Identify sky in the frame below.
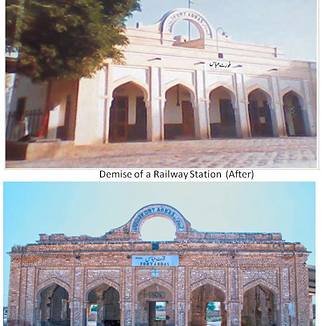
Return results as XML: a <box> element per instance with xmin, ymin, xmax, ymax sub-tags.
<box><xmin>3</xmin><ymin>182</ymin><xmax>315</xmax><ymax>304</ymax></box>
<box><xmin>126</xmin><ymin>0</ymin><xmax>317</xmax><ymax>61</ymax></box>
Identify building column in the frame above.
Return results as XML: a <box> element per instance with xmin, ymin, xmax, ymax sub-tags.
<box><xmin>8</xmin><ymin>259</ymin><xmax>22</xmax><ymax>325</ymax></box>
<box><xmin>280</xmin><ymin>267</ymin><xmax>292</xmax><ymax>326</ymax></box>
<box><xmin>302</xmin><ymin>80</ymin><xmax>316</xmax><ymax>136</ymax></box>
<box><xmin>227</xmin><ymin>267</ymin><xmax>241</xmax><ymax>326</ymax></box>
<box><xmin>270</xmin><ymin>76</ymin><xmax>287</xmax><ymax>137</ymax></box>
<box><xmin>176</xmin><ymin>267</ymin><xmax>187</xmax><ymax>326</ymax></box>
<box><xmin>74</xmin><ymin>68</ymin><xmax>106</xmax><ymax>145</ymax></box>
<box><xmin>150</xmin><ymin>66</ymin><xmax>163</xmax><ymax>141</ymax></box>
<box><xmin>195</xmin><ymin>68</ymin><xmax>209</xmax><ymax>139</ymax></box>
<box><xmin>72</xmin><ymin>267</ymin><xmax>84</xmax><ymax>325</ymax></box>
<box><xmin>235</xmin><ymin>73</ymin><xmax>250</xmax><ymax>138</ymax></box>
<box><xmin>24</xmin><ymin>267</ymin><xmax>36</xmax><ymax>325</ymax></box>
<box><xmin>123</xmin><ymin>267</ymin><xmax>134</xmax><ymax>326</ymax></box>
<box><xmin>295</xmin><ymin>256</ymin><xmax>310</xmax><ymax>326</ymax></box>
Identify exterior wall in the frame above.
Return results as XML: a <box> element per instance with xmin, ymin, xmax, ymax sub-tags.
<box><xmin>6</xmin><ymin>9</ymin><xmax>317</xmax><ymax>143</ymax></box>
<box><xmin>6</xmin><ymin>74</ymin><xmax>47</xmax><ymax>114</ymax></box>
<box><xmin>5</xmin><ymin>76</ymin><xmax>78</xmax><ymax>141</ymax></box>
<box><xmin>8</xmin><ymin>249</ymin><xmax>310</xmax><ymax>326</ymax></box>
<box><xmin>46</xmin><ymin>79</ymin><xmax>79</xmax><ymax>140</ymax></box>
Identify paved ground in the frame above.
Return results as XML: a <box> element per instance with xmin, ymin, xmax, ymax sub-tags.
<box><xmin>6</xmin><ymin>137</ymin><xmax>317</xmax><ymax>168</ymax></box>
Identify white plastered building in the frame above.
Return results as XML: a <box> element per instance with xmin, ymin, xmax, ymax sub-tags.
<box><xmin>6</xmin><ymin>8</ymin><xmax>317</xmax><ymax>144</ymax></box>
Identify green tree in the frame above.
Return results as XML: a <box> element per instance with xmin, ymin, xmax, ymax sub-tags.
<box><xmin>6</xmin><ymin>0</ymin><xmax>140</xmax><ymax>81</ymax></box>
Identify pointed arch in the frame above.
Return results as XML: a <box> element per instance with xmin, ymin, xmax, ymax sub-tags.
<box><xmin>243</xmin><ymin>278</ymin><xmax>279</xmax><ymax>296</ymax></box>
<box><xmin>163</xmin><ymin>80</ymin><xmax>196</xmax><ymax>102</ymax></box>
<box><xmin>163</xmin><ymin>82</ymin><xmax>196</xmax><ymax>140</ymax></box>
<box><xmin>248</xmin><ymin>87</ymin><xmax>275</xmax><ymax>137</ymax></box>
<box><xmin>247</xmin><ymin>84</ymin><xmax>272</xmax><ymax>101</ymax></box>
<box><xmin>111</xmin><ymin>78</ymin><xmax>149</xmax><ymax>103</ymax></box>
<box><xmin>207</xmin><ymin>83</ymin><xmax>235</xmax><ymax>101</ymax></box>
<box><xmin>109</xmin><ymin>80</ymin><xmax>149</xmax><ymax>143</ymax></box>
<box><xmin>242</xmin><ymin>279</ymin><xmax>279</xmax><ymax>326</ymax></box>
<box><xmin>36</xmin><ymin>280</ymin><xmax>71</xmax><ymax>326</ymax></box>
<box><xmin>281</xmin><ymin>86</ymin><xmax>304</xmax><ymax>100</ymax></box>
<box><xmin>191</xmin><ymin>278</ymin><xmax>226</xmax><ymax>294</ymax></box>
<box><xmin>282</xmin><ymin>89</ymin><xmax>307</xmax><ymax>136</ymax></box>
<box><xmin>137</xmin><ymin>278</ymin><xmax>174</xmax><ymax>294</ymax></box>
<box><xmin>85</xmin><ymin>278</ymin><xmax>120</xmax><ymax>299</ymax></box>
<box><xmin>36</xmin><ymin>277</ymin><xmax>72</xmax><ymax>299</ymax></box>
<box><xmin>190</xmin><ymin>280</ymin><xmax>227</xmax><ymax>325</ymax></box>
<box><xmin>208</xmin><ymin>85</ymin><xmax>237</xmax><ymax>138</ymax></box>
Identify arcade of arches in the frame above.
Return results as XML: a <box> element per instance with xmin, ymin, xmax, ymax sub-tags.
<box><xmin>107</xmin><ymin>82</ymin><xmax>310</xmax><ymax>143</ymax></box>
<box><xmin>7</xmin><ymin>8</ymin><xmax>316</xmax><ymax>145</ymax></box>
<box><xmin>8</xmin><ymin>204</ymin><xmax>311</xmax><ymax>326</ymax></box>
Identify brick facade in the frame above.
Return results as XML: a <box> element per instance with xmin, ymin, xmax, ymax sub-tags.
<box><xmin>7</xmin><ymin>204</ymin><xmax>310</xmax><ymax>325</ymax></box>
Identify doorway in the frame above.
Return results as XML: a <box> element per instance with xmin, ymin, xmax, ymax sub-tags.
<box><xmin>109</xmin><ymin>96</ymin><xmax>128</xmax><ymax>142</ymax></box>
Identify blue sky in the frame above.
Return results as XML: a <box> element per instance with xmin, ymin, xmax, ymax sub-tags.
<box><xmin>126</xmin><ymin>0</ymin><xmax>317</xmax><ymax>61</ymax></box>
<box><xmin>3</xmin><ymin>182</ymin><xmax>315</xmax><ymax>304</ymax></box>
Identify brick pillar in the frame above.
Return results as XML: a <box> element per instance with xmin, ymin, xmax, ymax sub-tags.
<box><xmin>8</xmin><ymin>257</ymin><xmax>21</xmax><ymax>326</ymax></box>
<box><xmin>280</xmin><ymin>267</ymin><xmax>291</xmax><ymax>326</ymax></box>
<box><xmin>227</xmin><ymin>267</ymin><xmax>241</xmax><ymax>326</ymax></box>
<box><xmin>72</xmin><ymin>267</ymin><xmax>84</xmax><ymax>325</ymax></box>
<box><xmin>235</xmin><ymin>73</ymin><xmax>250</xmax><ymax>138</ymax></box>
<box><xmin>123</xmin><ymin>267</ymin><xmax>134</xmax><ymax>326</ymax></box>
<box><xmin>176</xmin><ymin>267</ymin><xmax>187</xmax><ymax>326</ymax></box>
<box><xmin>24</xmin><ymin>267</ymin><xmax>36</xmax><ymax>325</ymax></box>
<box><xmin>295</xmin><ymin>256</ymin><xmax>310</xmax><ymax>326</ymax></box>
<box><xmin>150</xmin><ymin>66</ymin><xmax>163</xmax><ymax>141</ymax></box>
<box><xmin>195</xmin><ymin>68</ymin><xmax>209</xmax><ymax>139</ymax></box>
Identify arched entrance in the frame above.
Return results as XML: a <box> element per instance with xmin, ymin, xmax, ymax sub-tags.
<box><xmin>248</xmin><ymin>89</ymin><xmax>274</xmax><ymax>137</ymax></box>
<box><xmin>109</xmin><ymin>82</ymin><xmax>147</xmax><ymax>143</ymax></box>
<box><xmin>37</xmin><ymin>283</ymin><xmax>70</xmax><ymax>325</ymax></box>
<box><xmin>209</xmin><ymin>86</ymin><xmax>237</xmax><ymax>138</ymax></box>
<box><xmin>86</xmin><ymin>284</ymin><xmax>120</xmax><ymax>326</ymax></box>
<box><xmin>241</xmin><ymin>284</ymin><xmax>277</xmax><ymax>326</ymax></box>
<box><xmin>283</xmin><ymin>91</ymin><xmax>307</xmax><ymax>136</ymax></box>
<box><xmin>136</xmin><ymin>283</ymin><xmax>174</xmax><ymax>326</ymax></box>
<box><xmin>190</xmin><ymin>284</ymin><xmax>227</xmax><ymax>326</ymax></box>
<box><xmin>164</xmin><ymin>84</ymin><xmax>195</xmax><ymax>140</ymax></box>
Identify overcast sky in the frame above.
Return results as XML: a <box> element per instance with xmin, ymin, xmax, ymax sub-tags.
<box><xmin>126</xmin><ymin>0</ymin><xmax>317</xmax><ymax>61</ymax></box>
<box><xmin>3</xmin><ymin>182</ymin><xmax>315</xmax><ymax>303</ymax></box>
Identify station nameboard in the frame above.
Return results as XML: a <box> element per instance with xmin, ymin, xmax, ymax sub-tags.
<box><xmin>132</xmin><ymin>255</ymin><xmax>179</xmax><ymax>267</ymax></box>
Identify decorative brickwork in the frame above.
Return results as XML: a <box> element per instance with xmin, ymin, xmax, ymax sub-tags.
<box><xmin>7</xmin><ymin>205</ymin><xmax>310</xmax><ymax>326</ymax></box>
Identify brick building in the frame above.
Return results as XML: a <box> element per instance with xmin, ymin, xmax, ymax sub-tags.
<box><xmin>8</xmin><ymin>204</ymin><xmax>310</xmax><ymax>325</ymax></box>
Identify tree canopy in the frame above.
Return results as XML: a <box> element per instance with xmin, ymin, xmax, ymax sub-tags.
<box><xmin>6</xmin><ymin>0</ymin><xmax>140</xmax><ymax>81</ymax></box>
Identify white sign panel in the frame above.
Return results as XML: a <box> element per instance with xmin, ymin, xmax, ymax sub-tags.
<box><xmin>132</xmin><ymin>255</ymin><xmax>179</xmax><ymax>267</ymax></box>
